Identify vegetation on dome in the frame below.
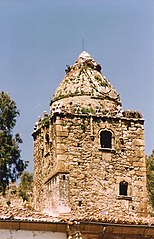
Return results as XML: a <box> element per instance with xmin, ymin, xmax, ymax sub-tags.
<box><xmin>41</xmin><ymin>115</ymin><xmax>50</xmax><ymax>127</ymax></box>
<box><xmin>81</xmin><ymin>107</ymin><xmax>93</xmax><ymax>115</ymax></box>
<box><xmin>123</xmin><ymin>110</ymin><xmax>143</xmax><ymax>119</ymax></box>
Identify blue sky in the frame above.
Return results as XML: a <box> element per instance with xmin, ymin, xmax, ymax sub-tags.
<box><xmin>0</xmin><ymin>0</ymin><xmax>154</xmax><ymax>172</ymax></box>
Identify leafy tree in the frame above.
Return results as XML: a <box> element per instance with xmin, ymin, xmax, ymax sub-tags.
<box><xmin>18</xmin><ymin>171</ymin><xmax>33</xmax><ymax>201</ymax></box>
<box><xmin>146</xmin><ymin>150</ymin><xmax>154</xmax><ymax>208</ymax></box>
<box><xmin>0</xmin><ymin>91</ymin><xmax>28</xmax><ymax>194</ymax></box>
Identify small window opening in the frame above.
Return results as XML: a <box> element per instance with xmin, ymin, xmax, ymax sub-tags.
<box><xmin>45</xmin><ymin>133</ymin><xmax>49</xmax><ymax>144</ymax></box>
<box><xmin>100</xmin><ymin>130</ymin><xmax>112</xmax><ymax>148</ymax></box>
<box><xmin>63</xmin><ymin>175</ymin><xmax>66</xmax><ymax>180</ymax></box>
<box><xmin>119</xmin><ymin>181</ymin><xmax>128</xmax><ymax>196</ymax></box>
<box><xmin>41</xmin><ymin>149</ymin><xmax>44</xmax><ymax>158</ymax></box>
<box><xmin>78</xmin><ymin>162</ymin><xmax>81</xmax><ymax>166</ymax></box>
<box><xmin>79</xmin><ymin>201</ymin><xmax>82</xmax><ymax>207</ymax></box>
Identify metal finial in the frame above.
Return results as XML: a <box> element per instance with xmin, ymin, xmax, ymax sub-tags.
<box><xmin>82</xmin><ymin>37</ymin><xmax>85</xmax><ymax>51</ymax></box>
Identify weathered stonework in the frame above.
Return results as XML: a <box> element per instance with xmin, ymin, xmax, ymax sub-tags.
<box><xmin>32</xmin><ymin>51</ymin><xmax>149</xmax><ymax>219</ymax></box>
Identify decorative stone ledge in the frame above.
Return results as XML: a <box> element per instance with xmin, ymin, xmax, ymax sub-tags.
<box><xmin>117</xmin><ymin>195</ymin><xmax>132</xmax><ymax>201</ymax></box>
<box><xmin>99</xmin><ymin>148</ymin><xmax>115</xmax><ymax>153</ymax></box>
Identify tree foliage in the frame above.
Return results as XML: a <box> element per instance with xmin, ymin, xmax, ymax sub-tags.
<box><xmin>18</xmin><ymin>171</ymin><xmax>33</xmax><ymax>201</ymax></box>
<box><xmin>0</xmin><ymin>91</ymin><xmax>27</xmax><ymax>193</ymax></box>
<box><xmin>146</xmin><ymin>150</ymin><xmax>154</xmax><ymax>208</ymax></box>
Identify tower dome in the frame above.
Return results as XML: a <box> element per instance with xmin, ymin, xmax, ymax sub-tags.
<box><xmin>51</xmin><ymin>51</ymin><xmax>122</xmax><ymax>116</ymax></box>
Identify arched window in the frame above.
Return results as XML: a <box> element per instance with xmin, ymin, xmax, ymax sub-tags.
<box><xmin>119</xmin><ymin>181</ymin><xmax>128</xmax><ymax>196</ymax></box>
<box><xmin>100</xmin><ymin>130</ymin><xmax>112</xmax><ymax>149</ymax></box>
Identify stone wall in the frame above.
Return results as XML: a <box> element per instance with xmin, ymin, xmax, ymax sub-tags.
<box><xmin>0</xmin><ymin>222</ymin><xmax>153</xmax><ymax>239</ymax></box>
<box><xmin>33</xmin><ymin>112</ymin><xmax>148</xmax><ymax>217</ymax></box>
<box><xmin>67</xmin><ymin>223</ymin><xmax>154</xmax><ymax>239</ymax></box>
<box><xmin>44</xmin><ymin>172</ymin><xmax>70</xmax><ymax>215</ymax></box>
<box><xmin>0</xmin><ymin>229</ymin><xmax>66</xmax><ymax>239</ymax></box>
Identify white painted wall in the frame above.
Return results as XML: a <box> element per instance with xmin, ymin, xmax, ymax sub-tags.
<box><xmin>0</xmin><ymin>229</ymin><xmax>67</xmax><ymax>239</ymax></box>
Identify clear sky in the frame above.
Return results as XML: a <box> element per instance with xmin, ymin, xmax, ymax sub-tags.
<box><xmin>0</xmin><ymin>0</ymin><xmax>154</xmax><ymax>172</ymax></box>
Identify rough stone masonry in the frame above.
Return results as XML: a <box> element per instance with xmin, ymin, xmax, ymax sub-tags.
<box><xmin>32</xmin><ymin>51</ymin><xmax>149</xmax><ymax>219</ymax></box>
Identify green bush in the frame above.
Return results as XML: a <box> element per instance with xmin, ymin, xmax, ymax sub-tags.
<box><xmin>146</xmin><ymin>150</ymin><xmax>154</xmax><ymax>208</ymax></box>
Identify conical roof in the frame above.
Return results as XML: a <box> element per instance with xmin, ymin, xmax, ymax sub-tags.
<box><xmin>51</xmin><ymin>51</ymin><xmax>122</xmax><ymax>117</ymax></box>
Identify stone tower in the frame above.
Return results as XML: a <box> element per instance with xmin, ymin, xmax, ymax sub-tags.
<box><xmin>32</xmin><ymin>51</ymin><xmax>148</xmax><ymax>217</ymax></box>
